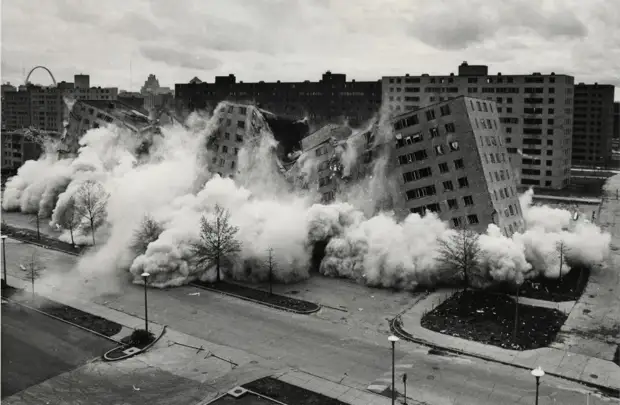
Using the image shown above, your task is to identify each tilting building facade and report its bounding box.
[292,96,524,235]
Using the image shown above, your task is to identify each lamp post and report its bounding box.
[141,272,150,332]
[388,335,399,405]
[1,235,7,286]
[531,366,545,405]
[402,373,408,405]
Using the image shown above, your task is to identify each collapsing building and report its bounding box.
[289,95,525,236]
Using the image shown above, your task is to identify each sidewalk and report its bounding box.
[4,274,395,405]
[532,194,602,205]
[397,291,620,392]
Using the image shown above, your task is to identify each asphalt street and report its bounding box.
[0,222,617,404]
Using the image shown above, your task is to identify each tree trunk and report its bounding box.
[216,253,221,282]
[36,215,41,240]
[70,227,75,247]
[90,218,96,246]
[513,287,520,344]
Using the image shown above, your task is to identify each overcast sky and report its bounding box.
[2,0,619,100]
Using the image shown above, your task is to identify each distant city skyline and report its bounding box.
[2,0,619,100]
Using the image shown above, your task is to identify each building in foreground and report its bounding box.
[292,96,524,235]
[613,102,620,140]
[175,71,382,127]
[382,62,574,189]
[572,83,615,167]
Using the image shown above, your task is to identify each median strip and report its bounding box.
[191,280,320,314]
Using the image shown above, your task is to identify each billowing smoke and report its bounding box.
[1,102,612,294]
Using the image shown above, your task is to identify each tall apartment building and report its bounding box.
[293,96,524,235]
[28,86,66,133]
[175,71,382,128]
[1,130,44,171]
[382,62,574,189]
[572,83,616,167]
[2,90,31,130]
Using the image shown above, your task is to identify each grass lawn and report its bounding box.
[421,290,568,350]
[1,302,116,398]
[491,266,590,302]
[192,281,320,313]
[244,377,348,405]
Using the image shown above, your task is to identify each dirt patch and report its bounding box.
[421,290,567,350]
[244,376,348,405]
[1,223,87,255]
[192,281,320,313]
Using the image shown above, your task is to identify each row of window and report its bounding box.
[212,144,240,155]
[483,152,507,165]
[410,195,475,215]
[210,156,236,169]
[405,176,470,201]
[389,75,565,86]
[451,215,480,227]
[395,124,456,149]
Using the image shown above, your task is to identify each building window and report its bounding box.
[398,149,429,165]
[545,180,552,187]
[440,104,451,116]
[234,147,239,155]
[224,132,231,140]
[429,127,440,138]
[425,109,436,121]
[445,123,456,133]
[438,162,449,173]
[458,177,469,188]
[402,167,433,183]
[222,145,228,153]
[509,205,515,216]
[231,160,236,169]
[454,158,464,169]
[443,180,454,191]
[448,198,458,210]
[449,141,459,151]
[405,185,437,200]
[435,145,445,155]
[452,217,463,227]
[236,134,243,142]
[467,214,479,225]
[464,196,474,206]
[426,203,441,213]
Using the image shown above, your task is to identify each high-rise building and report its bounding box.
[2,89,31,130]
[572,83,615,167]
[75,74,90,89]
[382,62,574,189]
[29,86,66,133]
[1,130,44,171]
[293,96,524,235]
[175,71,382,128]
[1,83,17,98]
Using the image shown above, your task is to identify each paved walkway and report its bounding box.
[395,291,620,392]
[532,195,602,204]
[4,273,395,405]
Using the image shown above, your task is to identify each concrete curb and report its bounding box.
[102,326,167,362]
[190,283,321,315]
[389,315,620,399]
[4,235,82,256]
[1,294,123,345]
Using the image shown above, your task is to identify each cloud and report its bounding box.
[109,12,165,41]
[139,45,221,70]
[53,0,104,25]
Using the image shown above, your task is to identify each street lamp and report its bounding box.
[1,235,7,286]
[141,272,150,332]
[531,366,545,405]
[388,335,399,405]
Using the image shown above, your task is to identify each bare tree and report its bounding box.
[20,250,44,301]
[513,279,523,344]
[437,226,481,289]
[57,196,79,247]
[192,205,242,282]
[131,214,164,255]
[74,180,109,246]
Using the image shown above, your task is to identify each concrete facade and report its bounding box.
[392,96,524,235]
[1,130,43,170]
[613,101,620,140]
[382,62,574,190]
[572,83,615,167]
[293,96,524,235]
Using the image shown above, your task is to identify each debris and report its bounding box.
[189,292,200,296]
[132,385,140,391]
[358,308,363,311]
